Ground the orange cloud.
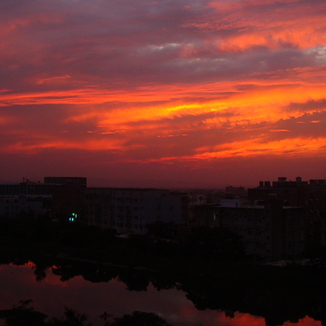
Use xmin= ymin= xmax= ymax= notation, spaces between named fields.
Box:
xmin=145 ymin=137 xmax=326 ymax=163
xmin=206 ymin=0 xmax=326 ymax=52
xmin=49 ymin=68 xmax=326 ymax=137
xmin=4 ymin=138 xmax=130 ymax=154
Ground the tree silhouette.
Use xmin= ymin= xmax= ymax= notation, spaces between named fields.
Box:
xmin=105 ymin=311 xmax=171 ymax=326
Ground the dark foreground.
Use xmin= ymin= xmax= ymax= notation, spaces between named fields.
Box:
xmin=1 ymin=217 xmax=326 ymax=326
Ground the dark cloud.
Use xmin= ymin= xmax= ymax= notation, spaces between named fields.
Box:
xmin=1 ymin=0 xmax=324 ymax=92
xmin=269 ymin=112 xmax=326 ymax=139
xmin=287 ymin=99 xmax=326 ymax=112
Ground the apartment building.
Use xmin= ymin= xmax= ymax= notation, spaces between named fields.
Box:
xmin=0 ymin=196 xmax=45 ymax=218
xmin=85 ymin=187 xmax=183 ymax=234
xmin=249 ymin=177 xmax=326 ymax=253
xmin=194 ymin=198 xmax=305 ymax=263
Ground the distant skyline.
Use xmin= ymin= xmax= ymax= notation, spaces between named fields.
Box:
xmin=0 ymin=173 xmax=322 ymax=191
xmin=1 ymin=0 xmax=326 ymax=189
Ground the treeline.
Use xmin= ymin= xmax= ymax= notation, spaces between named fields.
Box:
xmin=0 ymin=216 xmax=246 ymax=269
xmin=0 ymin=300 xmax=172 ymax=326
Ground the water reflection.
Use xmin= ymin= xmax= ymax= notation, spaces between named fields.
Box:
xmin=0 ymin=262 xmax=323 ymax=326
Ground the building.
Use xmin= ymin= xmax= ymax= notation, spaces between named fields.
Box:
xmin=0 ymin=196 xmax=45 ymax=218
xmin=194 ymin=198 xmax=305 ymax=263
xmin=84 ymin=187 xmax=183 ymax=234
xmin=44 ymin=176 xmax=87 ymax=187
xmin=0 ymin=177 xmax=88 ymax=221
xmin=225 ymin=186 xmax=247 ymax=197
xmin=0 ymin=180 xmax=56 ymax=198
xmin=51 ymin=183 xmax=86 ymax=222
xmin=172 ymin=191 xmax=207 ymax=224
xmin=248 ymin=177 xmax=308 ymax=206
xmin=248 ymin=177 xmax=326 ymax=253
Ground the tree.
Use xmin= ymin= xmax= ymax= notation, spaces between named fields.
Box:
xmin=48 ymin=308 xmax=91 ymax=326
xmin=184 ymin=226 xmax=246 ymax=261
xmin=105 ymin=311 xmax=171 ymax=326
xmin=0 ymin=300 xmax=47 ymax=326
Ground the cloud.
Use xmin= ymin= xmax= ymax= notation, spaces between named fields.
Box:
xmin=1 ymin=0 xmax=326 ymax=186
xmin=287 ymin=99 xmax=326 ymax=112
xmin=1 ymin=0 xmax=325 ymax=92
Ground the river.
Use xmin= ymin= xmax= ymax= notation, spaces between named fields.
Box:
xmin=0 ymin=262 xmax=322 ymax=326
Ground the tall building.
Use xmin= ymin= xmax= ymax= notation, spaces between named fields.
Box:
xmin=248 ymin=177 xmax=326 ymax=253
xmin=248 ymin=177 xmax=308 ymax=206
xmin=194 ymin=198 xmax=305 ymax=263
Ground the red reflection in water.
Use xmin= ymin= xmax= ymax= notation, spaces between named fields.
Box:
xmin=0 ymin=264 xmax=322 ymax=326
xmin=283 ymin=317 xmax=322 ymax=326
xmin=219 ymin=313 xmax=321 ymax=326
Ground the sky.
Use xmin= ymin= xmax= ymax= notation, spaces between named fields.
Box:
xmin=1 ymin=0 xmax=326 ymax=189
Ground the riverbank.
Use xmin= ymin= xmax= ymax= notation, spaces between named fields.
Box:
xmin=2 ymin=239 xmax=326 ymax=326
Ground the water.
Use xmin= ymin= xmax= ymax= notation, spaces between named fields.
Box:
xmin=0 ymin=263 xmax=321 ymax=326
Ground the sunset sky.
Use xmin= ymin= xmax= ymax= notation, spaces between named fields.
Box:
xmin=1 ymin=0 xmax=326 ymax=188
